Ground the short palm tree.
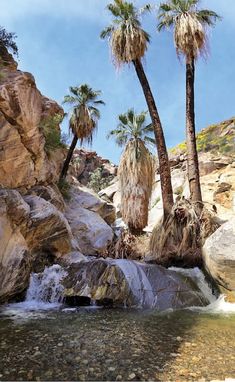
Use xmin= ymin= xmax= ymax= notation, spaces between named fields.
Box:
xmin=108 ymin=109 xmax=154 ymax=234
xmin=107 ymin=108 xmax=155 ymax=146
xmin=158 ymin=0 xmax=220 ymax=203
xmin=60 ymin=84 xmax=105 ymax=180
xmin=101 ymin=0 xmax=174 ymax=220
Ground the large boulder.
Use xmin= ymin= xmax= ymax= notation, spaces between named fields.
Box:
xmin=23 ymin=195 xmax=75 ymax=256
xmin=63 ymin=259 xmax=209 ymax=309
xmin=203 ymin=218 xmax=235 ymax=292
xmin=69 ymin=184 xmax=116 ymax=225
xmin=65 ymin=205 xmax=114 ymax=256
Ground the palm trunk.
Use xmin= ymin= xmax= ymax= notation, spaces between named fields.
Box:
xmin=59 ymin=134 xmax=78 ymax=181
xmin=186 ymin=58 xmax=202 ymax=203
xmin=133 ymin=58 xmax=174 ymax=220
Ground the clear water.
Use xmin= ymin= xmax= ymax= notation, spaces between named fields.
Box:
xmin=0 ymin=306 xmax=235 ymax=381
xmin=1 ymin=264 xmax=235 ymax=381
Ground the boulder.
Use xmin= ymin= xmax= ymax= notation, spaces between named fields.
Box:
xmin=203 ymin=218 xmax=235 ymax=291
xmin=24 ymin=195 xmax=74 ymax=255
xmin=69 ymin=184 xmax=116 ymax=225
xmin=63 ymin=259 xmax=209 ymax=309
xmin=65 ymin=205 xmax=114 ymax=256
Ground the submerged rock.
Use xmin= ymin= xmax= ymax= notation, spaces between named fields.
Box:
xmin=63 ymin=259 xmax=209 ymax=309
xmin=203 ymin=217 xmax=235 ymax=293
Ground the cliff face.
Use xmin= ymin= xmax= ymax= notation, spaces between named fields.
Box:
xmin=0 ymin=49 xmax=64 ymax=189
xmin=0 ymin=51 xmax=115 ymax=303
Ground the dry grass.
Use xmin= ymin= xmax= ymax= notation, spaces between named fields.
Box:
xmin=70 ymin=105 xmax=96 ymax=146
xmin=118 ymin=138 xmax=154 ymax=232
xmin=111 ymin=25 xmax=148 ymax=67
xmin=101 ymin=230 xmax=150 ymax=261
xmin=149 ymin=198 xmax=219 ymax=268
xmin=174 ymin=13 xmax=207 ymax=59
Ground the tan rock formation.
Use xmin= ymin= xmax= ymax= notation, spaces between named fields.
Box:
xmin=0 ymin=50 xmax=64 ymax=189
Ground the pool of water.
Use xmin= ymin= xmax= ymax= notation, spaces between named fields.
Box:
xmin=0 ymin=304 xmax=235 ymax=381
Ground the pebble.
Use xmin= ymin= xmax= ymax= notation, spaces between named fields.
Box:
xmin=128 ymin=372 xmax=136 ymax=380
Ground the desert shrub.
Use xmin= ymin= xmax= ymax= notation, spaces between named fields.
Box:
xmin=40 ymin=114 xmax=66 ymax=153
xmin=87 ymin=167 xmax=113 ymax=193
xmin=57 ymin=178 xmax=71 ymax=200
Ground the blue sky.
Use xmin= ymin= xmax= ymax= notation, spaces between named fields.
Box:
xmin=1 ymin=0 xmax=235 ymax=164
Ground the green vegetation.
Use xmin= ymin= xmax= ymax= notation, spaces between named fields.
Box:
xmin=57 ymin=178 xmax=71 ymax=200
xmin=170 ymin=118 xmax=235 ymax=156
xmin=151 ymin=196 xmax=160 ymax=209
xmin=40 ymin=114 xmax=65 ymax=154
xmin=87 ymin=167 xmax=113 ymax=193
xmin=0 ymin=26 xmax=18 ymax=56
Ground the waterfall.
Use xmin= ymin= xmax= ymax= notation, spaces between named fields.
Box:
xmin=169 ymin=266 xmax=216 ymax=304
xmin=23 ymin=264 xmax=67 ymax=310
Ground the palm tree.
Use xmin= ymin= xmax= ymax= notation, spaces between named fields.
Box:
xmin=60 ymin=84 xmax=105 ymax=181
xmin=158 ymin=0 xmax=220 ymax=203
xmin=108 ymin=109 xmax=154 ymax=234
xmin=101 ymin=0 xmax=174 ymax=220
xmin=107 ymin=108 xmax=155 ymax=146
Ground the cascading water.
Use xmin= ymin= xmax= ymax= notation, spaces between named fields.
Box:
xmin=25 ymin=264 xmax=67 ymax=308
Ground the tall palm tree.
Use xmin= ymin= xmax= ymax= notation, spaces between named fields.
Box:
xmin=158 ymin=0 xmax=220 ymax=203
xmin=101 ymin=0 xmax=174 ymax=220
xmin=108 ymin=109 xmax=154 ymax=234
xmin=60 ymin=84 xmax=105 ymax=181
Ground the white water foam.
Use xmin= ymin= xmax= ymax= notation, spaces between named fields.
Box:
xmin=1 ymin=265 xmax=67 ymax=320
xmin=169 ymin=267 xmax=216 ymax=304
xmin=189 ymin=295 xmax=235 ymax=314
xmin=169 ymin=267 xmax=235 ymax=315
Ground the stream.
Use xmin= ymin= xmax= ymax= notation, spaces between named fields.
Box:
xmin=0 ymin=263 xmax=235 ymax=381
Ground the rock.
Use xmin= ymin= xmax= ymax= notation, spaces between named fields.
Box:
xmin=203 ymin=218 xmax=235 ymax=291
xmin=23 ymin=195 xmax=74 ymax=256
xmin=0 ymin=192 xmax=30 ymax=302
xmin=0 ymin=53 xmax=64 ymax=189
xmin=213 ymin=182 xmax=233 ymax=209
xmin=63 ymin=258 xmax=209 ymax=309
xmin=0 ymin=188 xmax=82 ymax=303
xmin=66 ymin=205 xmax=114 ymax=256
xmin=99 ymin=178 xmax=119 ymax=200
xmin=30 ymin=185 xmax=65 ymax=212
xmin=68 ymin=184 xmax=116 ymax=225
xmin=69 ymin=148 xmax=117 ymax=185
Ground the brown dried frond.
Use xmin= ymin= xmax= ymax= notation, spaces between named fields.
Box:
xmin=111 ymin=25 xmax=148 ymax=67
xmin=118 ymin=138 xmax=154 ymax=231
xmin=149 ymin=198 xmax=218 ymax=268
xmin=70 ymin=105 xmax=96 ymax=145
xmin=174 ymin=13 xmax=207 ymax=60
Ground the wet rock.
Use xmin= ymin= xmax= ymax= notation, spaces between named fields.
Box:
xmin=203 ymin=217 xmax=235 ymax=292
xmin=63 ymin=259 xmax=208 ymax=309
